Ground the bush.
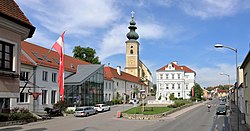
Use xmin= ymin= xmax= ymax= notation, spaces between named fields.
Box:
xmin=9 ymin=112 xmax=35 ymax=121
xmin=65 ymin=110 xmax=75 ymax=114
xmin=111 ymin=99 xmax=123 ymax=104
xmin=0 ymin=113 xmax=9 ymax=122
xmin=54 ymin=101 xmax=67 ymax=111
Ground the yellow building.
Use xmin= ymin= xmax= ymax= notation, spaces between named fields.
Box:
xmin=241 ymin=51 xmax=250 ymax=127
xmin=124 ymin=13 xmax=153 ymax=93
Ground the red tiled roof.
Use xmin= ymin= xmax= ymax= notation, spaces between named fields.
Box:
xmin=21 ymin=53 xmax=35 ymax=66
xmin=157 ymin=62 xmax=195 ymax=73
xmin=21 ymin=41 xmax=90 ymax=72
xmin=0 ymin=0 xmax=35 ymax=37
xmin=104 ymin=66 xmax=145 ymax=85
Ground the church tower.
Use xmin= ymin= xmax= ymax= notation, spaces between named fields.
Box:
xmin=125 ymin=12 xmax=140 ymax=77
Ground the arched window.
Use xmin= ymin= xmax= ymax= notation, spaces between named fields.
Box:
xmin=130 ymin=49 xmax=133 ymax=54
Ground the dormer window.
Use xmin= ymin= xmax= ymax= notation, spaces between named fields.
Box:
xmin=32 ymin=52 xmax=43 ymax=60
xmin=70 ymin=64 xmax=74 ymax=69
xmin=43 ymin=55 xmax=51 ymax=62
xmin=52 ymin=58 xmax=59 ymax=65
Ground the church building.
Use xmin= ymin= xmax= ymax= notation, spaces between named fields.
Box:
xmin=124 ymin=13 xmax=153 ymax=94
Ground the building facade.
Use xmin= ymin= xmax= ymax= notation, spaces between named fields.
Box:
xmin=64 ymin=65 xmax=104 ymax=107
xmin=12 ymin=41 xmax=89 ymax=112
xmin=156 ymin=62 xmax=196 ymax=100
xmin=240 ymin=51 xmax=250 ymax=127
xmin=104 ymin=66 xmax=146 ymax=102
xmin=124 ymin=13 xmax=153 ymax=94
xmin=0 ymin=0 xmax=35 ymax=112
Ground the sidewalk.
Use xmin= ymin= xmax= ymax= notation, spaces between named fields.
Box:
xmin=229 ymin=103 xmax=250 ymax=131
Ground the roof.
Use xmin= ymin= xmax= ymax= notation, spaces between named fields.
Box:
xmin=0 ymin=0 xmax=35 ymax=38
xmin=21 ymin=41 xmax=90 ymax=72
xmin=104 ymin=66 xmax=145 ymax=85
xmin=20 ymin=52 xmax=35 ymax=66
xmin=217 ymin=90 xmax=229 ymax=93
xmin=65 ymin=64 xmax=103 ymax=84
xmin=157 ymin=62 xmax=195 ymax=73
xmin=241 ymin=51 xmax=250 ymax=69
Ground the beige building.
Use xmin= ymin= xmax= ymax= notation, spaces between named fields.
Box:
xmin=240 ymin=51 xmax=250 ymax=127
xmin=124 ymin=14 xmax=153 ymax=94
xmin=0 ymin=0 xmax=35 ymax=112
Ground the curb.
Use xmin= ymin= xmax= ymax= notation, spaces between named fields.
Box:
xmin=121 ymin=101 xmax=202 ymax=120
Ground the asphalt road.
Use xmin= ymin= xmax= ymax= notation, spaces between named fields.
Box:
xmin=0 ymin=99 xmax=229 ymax=131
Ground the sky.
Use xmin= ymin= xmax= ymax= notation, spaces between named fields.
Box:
xmin=16 ymin=0 xmax=250 ymax=87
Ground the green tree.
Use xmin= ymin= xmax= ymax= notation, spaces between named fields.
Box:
xmin=169 ymin=93 xmax=175 ymax=101
xmin=73 ymin=46 xmax=101 ymax=64
xmin=206 ymin=87 xmax=213 ymax=92
xmin=191 ymin=83 xmax=203 ymax=101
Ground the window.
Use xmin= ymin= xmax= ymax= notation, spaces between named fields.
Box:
xmin=172 ymin=84 xmax=175 ymax=89
xmin=42 ymin=71 xmax=48 ymax=81
xmin=42 ymin=90 xmax=47 ymax=104
xmin=186 ymin=84 xmax=188 ymax=90
xmin=160 ymin=74 xmax=163 ymax=79
xmin=178 ymin=84 xmax=181 ymax=89
xmin=244 ymin=73 xmax=248 ymax=88
xmin=178 ymin=74 xmax=181 ymax=79
xmin=109 ymin=83 xmax=111 ymax=89
xmin=166 ymin=84 xmax=169 ymax=89
xmin=20 ymin=71 xmax=29 ymax=81
xmin=172 ymin=74 xmax=174 ymax=79
xmin=105 ymin=94 xmax=107 ymax=101
xmin=117 ymin=82 xmax=119 ymax=86
xmin=105 ymin=82 xmax=107 ymax=89
xmin=32 ymin=52 xmax=43 ymax=60
xmin=109 ymin=94 xmax=111 ymax=101
xmin=0 ymin=41 xmax=13 ymax=71
xmin=43 ymin=55 xmax=51 ymax=62
xmin=53 ymin=58 xmax=59 ymax=64
xmin=178 ymin=92 xmax=180 ymax=97
xmin=52 ymin=73 xmax=57 ymax=82
xmin=51 ymin=90 xmax=56 ymax=104
xmin=17 ymin=93 xmax=29 ymax=103
xmin=166 ymin=74 xmax=169 ymax=79
xmin=130 ymin=50 xmax=133 ymax=54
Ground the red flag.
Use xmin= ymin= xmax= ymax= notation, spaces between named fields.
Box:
xmin=53 ymin=32 xmax=65 ymax=101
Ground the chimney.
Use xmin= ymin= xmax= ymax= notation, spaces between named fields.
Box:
xmin=172 ymin=61 xmax=178 ymax=65
xmin=117 ymin=66 xmax=121 ymax=75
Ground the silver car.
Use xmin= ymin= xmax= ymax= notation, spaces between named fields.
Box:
xmin=74 ymin=106 xmax=97 ymax=117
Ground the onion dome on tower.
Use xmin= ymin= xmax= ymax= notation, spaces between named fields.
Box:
xmin=126 ymin=11 xmax=139 ymax=40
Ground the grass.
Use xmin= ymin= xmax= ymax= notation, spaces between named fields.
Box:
xmin=123 ymin=106 xmax=174 ymax=115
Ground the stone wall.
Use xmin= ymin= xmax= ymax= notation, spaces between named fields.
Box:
xmin=122 ymin=103 xmax=194 ymax=120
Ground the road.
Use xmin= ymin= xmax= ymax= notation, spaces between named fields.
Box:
xmin=0 ymin=99 xmax=230 ymax=131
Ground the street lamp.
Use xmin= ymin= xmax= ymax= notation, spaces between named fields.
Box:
xmin=215 ymin=43 xmax=239 ymax=131
xmin=220 ymin=73 xmax=231 ymax=111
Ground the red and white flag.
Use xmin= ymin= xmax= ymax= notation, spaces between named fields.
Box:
xmin=53 ymin=32 xmax=65 ymax=101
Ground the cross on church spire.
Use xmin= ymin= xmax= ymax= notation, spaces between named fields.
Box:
xmin=131 ymin=11 xmax=135 ymax=18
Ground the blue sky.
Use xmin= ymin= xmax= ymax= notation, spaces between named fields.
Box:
xmin=16 ymin=0 xmax=250 ymax=87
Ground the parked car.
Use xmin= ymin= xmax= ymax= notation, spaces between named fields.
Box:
xmin=44 ymin=107 xmax=63 ymax=117
xmin=94 ymin=104 xmax=110 ymax=112
xmin=129 ymin=99 xmax=139 ymax=104
xmin=216 ymin=106 xmax=227 ymax=115
xmin=74 ymin=106 xmax=97 ymax=117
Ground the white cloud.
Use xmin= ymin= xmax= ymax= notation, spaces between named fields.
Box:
xmin=192 ymin=63 xmax=236 ymax=87
xmin=179 ymin=0 xmax=244 ymax=19
xmin=17 ymin=0 xmax=120 ymax=36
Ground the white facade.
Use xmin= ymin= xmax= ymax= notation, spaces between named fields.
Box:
xmin=103 ymin=80 xmax=114 ymax=102
xmin=156 ymin=62 xmax=195 ymax=100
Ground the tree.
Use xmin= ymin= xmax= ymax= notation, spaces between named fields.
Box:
xmin=73 ymin=46 xmax=101 ymax=64
xmin=191 ymin=83 xmax=203 ymax=101
xmin=169 ymin=93 xmax=175 ymax=101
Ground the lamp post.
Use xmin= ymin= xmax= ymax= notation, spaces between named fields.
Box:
xmin=215 ymin=44 xmax=238 ymax=131
xmin=220 ymin=73 xmax=231 ymax=111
